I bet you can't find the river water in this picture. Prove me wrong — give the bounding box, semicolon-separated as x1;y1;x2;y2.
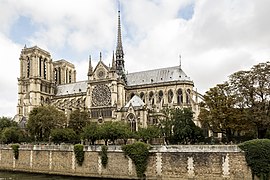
0;171;114;180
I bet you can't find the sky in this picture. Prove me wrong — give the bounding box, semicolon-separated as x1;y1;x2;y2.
1;0;270;118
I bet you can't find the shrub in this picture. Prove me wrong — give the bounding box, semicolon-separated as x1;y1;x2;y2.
74;144;84;166
11;144;19;160
239;139;270;180
99;145;108;168
122;142;149;178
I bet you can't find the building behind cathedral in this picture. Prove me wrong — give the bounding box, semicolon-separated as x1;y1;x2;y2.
15;11;202;130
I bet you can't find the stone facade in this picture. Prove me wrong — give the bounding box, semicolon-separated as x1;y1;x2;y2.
0;145;253;179
15;11;203;129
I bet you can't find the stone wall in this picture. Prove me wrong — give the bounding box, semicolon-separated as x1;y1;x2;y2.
0;145;252;179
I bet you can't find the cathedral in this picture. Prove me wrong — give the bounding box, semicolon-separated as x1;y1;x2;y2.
16;11;202;130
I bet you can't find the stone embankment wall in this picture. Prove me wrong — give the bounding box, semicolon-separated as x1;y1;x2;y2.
0;145;252;179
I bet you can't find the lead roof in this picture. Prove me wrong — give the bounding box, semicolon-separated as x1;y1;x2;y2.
55;66;192;97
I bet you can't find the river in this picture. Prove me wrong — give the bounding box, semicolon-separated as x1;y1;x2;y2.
0;171;114;180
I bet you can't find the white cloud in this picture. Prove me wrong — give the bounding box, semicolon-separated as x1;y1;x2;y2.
0;33;21;117
0;0;270;117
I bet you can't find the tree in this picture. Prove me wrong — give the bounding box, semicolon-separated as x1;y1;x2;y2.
0;116;18;132
160;108;204;144
116;122;133;144
27;106;67;141
229;62;270;138
81;122;100;145
137;126;161;143
1;127;22;144
172;108;204;144
198;83;250;142
99;121;128;145
68;110;89;135
159;108;174;145
50;128;77;144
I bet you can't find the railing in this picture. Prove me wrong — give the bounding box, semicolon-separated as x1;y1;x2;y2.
0;144;241;152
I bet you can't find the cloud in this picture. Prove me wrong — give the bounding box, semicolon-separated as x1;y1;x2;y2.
0;33;21;117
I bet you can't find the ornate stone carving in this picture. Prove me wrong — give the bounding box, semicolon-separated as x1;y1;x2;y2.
92;84;111;107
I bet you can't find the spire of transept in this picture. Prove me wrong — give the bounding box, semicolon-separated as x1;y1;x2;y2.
115;10;125;77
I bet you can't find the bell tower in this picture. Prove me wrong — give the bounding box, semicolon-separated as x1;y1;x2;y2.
17;46;55;121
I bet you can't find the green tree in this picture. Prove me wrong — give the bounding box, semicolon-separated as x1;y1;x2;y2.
50;128;77;144
116;122;133;144
160;108;204;144
1;127;22;144
137;126;161;143
198;83;250;142
0;116;18;132
229;62;270;138
99;121;130;145
159;108;174;145
172;108;204;144
68;110;89;135
27;106;67;141
81;122;100;145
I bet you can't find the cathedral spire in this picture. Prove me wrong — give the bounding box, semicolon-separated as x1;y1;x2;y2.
88;55;93;76
115;9;125;77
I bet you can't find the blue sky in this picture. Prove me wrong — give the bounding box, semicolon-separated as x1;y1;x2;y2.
1;0;270;117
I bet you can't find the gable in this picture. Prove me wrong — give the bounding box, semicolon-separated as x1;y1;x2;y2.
93;61;110;80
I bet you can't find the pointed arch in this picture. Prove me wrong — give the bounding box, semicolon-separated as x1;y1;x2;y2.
186;89;191;104
168;89;174;103
177;88;183;105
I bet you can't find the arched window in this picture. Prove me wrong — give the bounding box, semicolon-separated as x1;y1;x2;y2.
127;113;136;132
40;96;44;105
27;57;30;78
43;59;47;79
39;57;42;77
66;69;68;83
69;70;72;83
58;67;61;84
168;89;173;103
140;92;145;102
177;88;183;105
45;97;50;104
54;68;58;83
149;91;154;105
158;90;163;103
186;89;191;104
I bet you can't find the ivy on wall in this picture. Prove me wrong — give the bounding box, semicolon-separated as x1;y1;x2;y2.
239;139;270;180
122;142;150;178
11;144;19;160
74;144;84;166
99;145;108;168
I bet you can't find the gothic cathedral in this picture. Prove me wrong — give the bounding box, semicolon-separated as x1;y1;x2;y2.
16;11;202;130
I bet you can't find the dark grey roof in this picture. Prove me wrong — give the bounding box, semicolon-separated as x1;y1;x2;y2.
55;81;87;96
126;66;192;86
